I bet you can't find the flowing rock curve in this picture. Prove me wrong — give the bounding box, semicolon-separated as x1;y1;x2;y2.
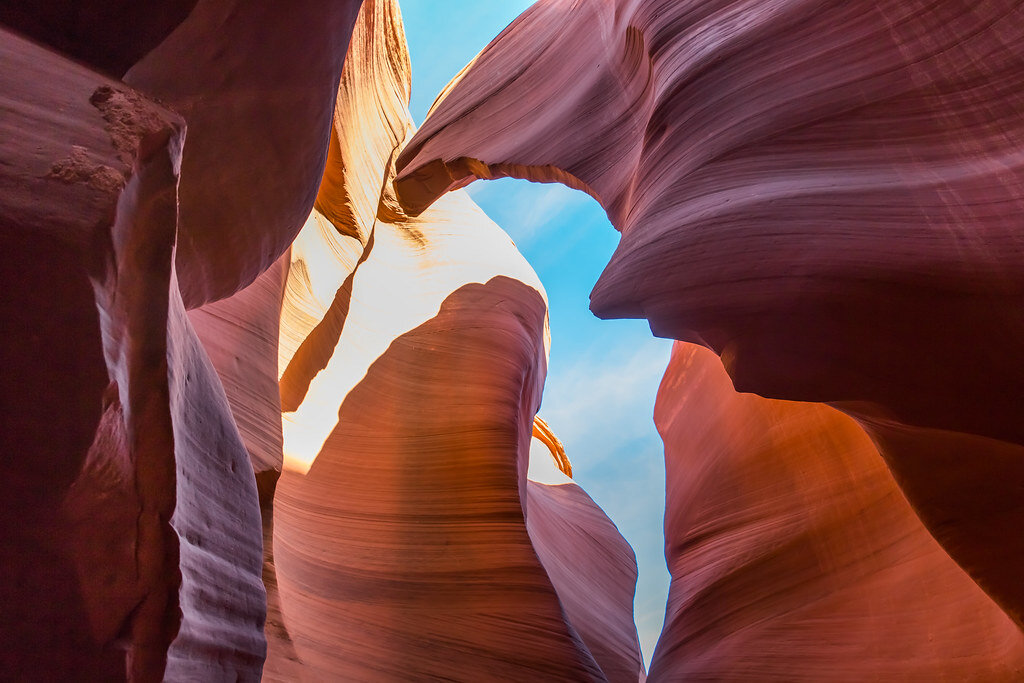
650;342;1024;681
393;0;1024;626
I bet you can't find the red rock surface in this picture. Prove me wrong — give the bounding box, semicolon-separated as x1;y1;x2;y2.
189;255;288;478
650;342;1024;681
269;105;606;683
8;0;1024;679
0;0;197;74
527;481;646;682
395;0;1024;629
124;0;364;307
0;28;264;681
257;3;644;679
272;273;601;681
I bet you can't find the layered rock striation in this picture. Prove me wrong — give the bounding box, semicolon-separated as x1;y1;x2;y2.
650;343;1024;680
0;30;264;681
394;0;1024;630
260;2;645;679
6;0;1023;680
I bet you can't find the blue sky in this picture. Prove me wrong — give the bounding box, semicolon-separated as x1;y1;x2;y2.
400;1;673;666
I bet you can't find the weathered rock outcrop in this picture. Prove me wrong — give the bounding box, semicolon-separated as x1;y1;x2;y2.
650;342;1024;681
12;0;1022;678
172;1;642;679
3;0;646;679
394;0;1024;628
262;3;633;678
0;30;264;681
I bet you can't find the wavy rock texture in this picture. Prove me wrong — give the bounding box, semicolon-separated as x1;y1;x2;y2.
395;0;1024;628
189;255;288;478
270;141;608;683
650;342;1024;681
254;1;643;679
526;481;646;682
0;29;264;681
192;0;410;482
279;0;412;415
124;0;364;307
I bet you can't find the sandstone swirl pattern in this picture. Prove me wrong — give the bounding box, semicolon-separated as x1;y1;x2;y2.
651;343;1024;680
261;1;644;679
395;0;1024;633
6;0;1024;680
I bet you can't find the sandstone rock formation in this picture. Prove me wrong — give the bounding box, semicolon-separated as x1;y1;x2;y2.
7;0;1024;680
527;481;646;682
651;343;1024;680
189;256;288;479
124;0;365;307
394;0;1024;629
257;2;644;679
0;30;264;681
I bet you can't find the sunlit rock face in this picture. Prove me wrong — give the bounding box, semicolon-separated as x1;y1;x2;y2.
0;30;264;681
395;0;1024;629
650;343;1024;681
258;1;643;679
12;0;1023;678
1;0;646;679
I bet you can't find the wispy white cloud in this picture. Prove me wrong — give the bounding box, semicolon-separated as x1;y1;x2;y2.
468;179;591;250
537;336;673;668
540;337;671;463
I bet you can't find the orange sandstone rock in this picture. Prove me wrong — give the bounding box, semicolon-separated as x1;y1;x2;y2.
649;343;1024;681
395;0;1024;628
258;2;642;679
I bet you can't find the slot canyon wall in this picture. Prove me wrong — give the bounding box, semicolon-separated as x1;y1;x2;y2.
396;0;1024;675
2;0;1023;681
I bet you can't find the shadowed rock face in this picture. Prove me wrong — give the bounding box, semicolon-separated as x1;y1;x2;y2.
0;0;198;75
124;0;365;308
651;343;1024;681
189;256;289;478
2;0;645;679
394;0;1024;629
0;30;264;681
8;0;1024;679
166;1;641;679
394;0;1024;445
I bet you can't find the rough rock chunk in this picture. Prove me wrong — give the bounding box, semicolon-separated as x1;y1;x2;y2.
0;29;264;681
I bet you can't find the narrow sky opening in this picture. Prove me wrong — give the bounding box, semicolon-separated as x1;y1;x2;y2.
401;0;673;666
